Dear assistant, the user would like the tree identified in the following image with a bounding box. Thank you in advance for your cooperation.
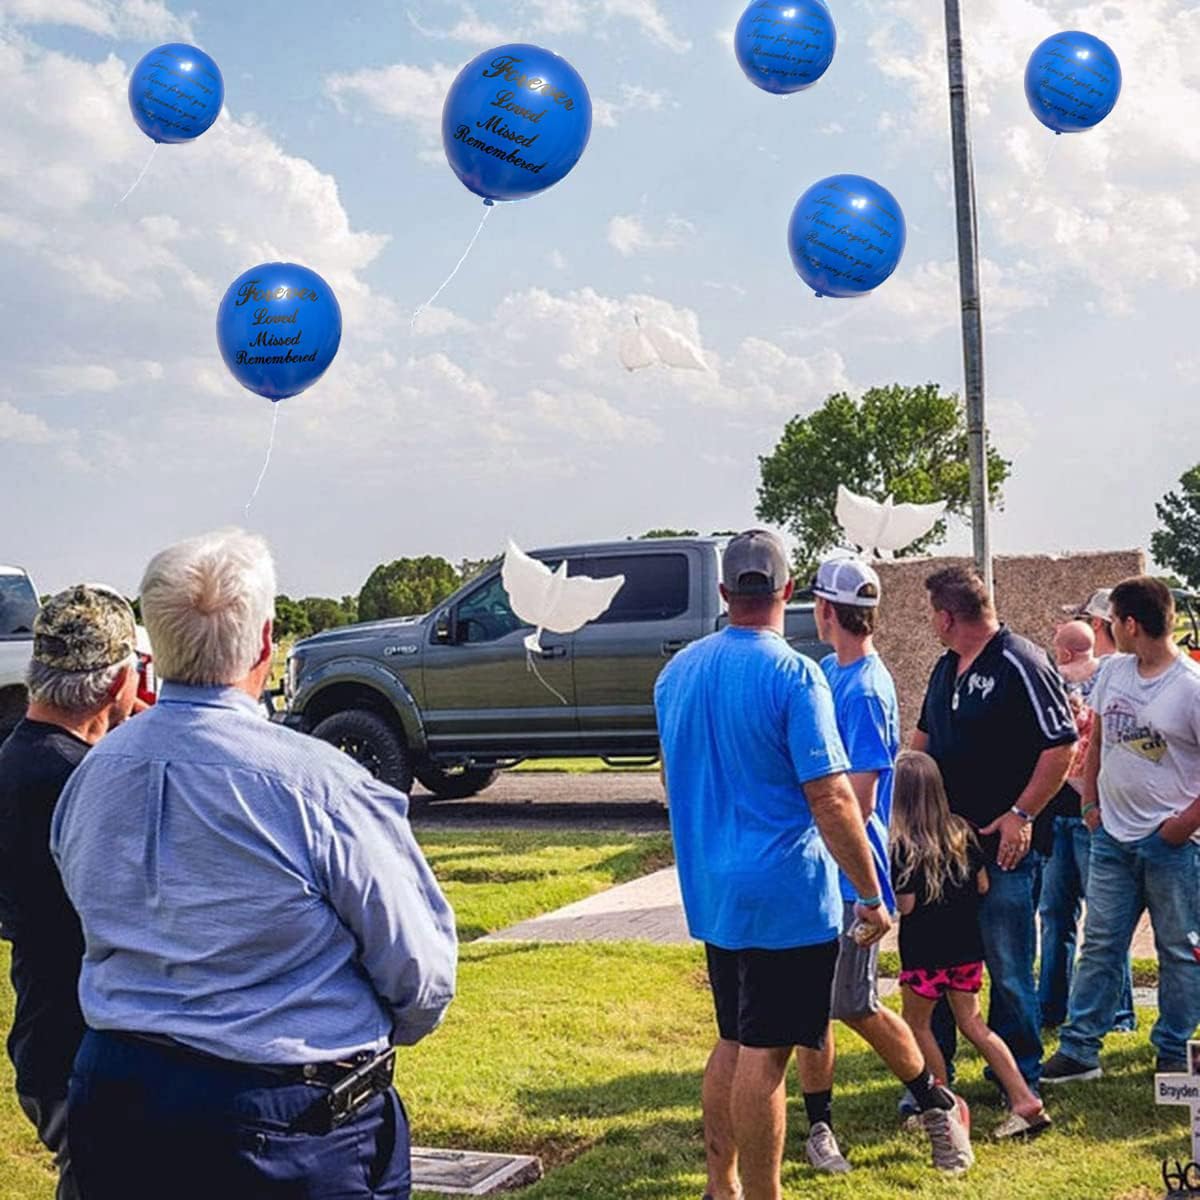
[273,595,311,641]
[639,528,699,539]
[1151,466,1200,589]
[756,383,1011,574]
[459,556,499,584]
[339,595,358,624]
[301,597,351,635]
[358,557,460,622]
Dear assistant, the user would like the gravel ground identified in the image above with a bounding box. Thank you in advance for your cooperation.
[410,771,669,832]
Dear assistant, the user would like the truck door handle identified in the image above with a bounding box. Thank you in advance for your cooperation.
[540,645,567,659]
[662,639,690,657]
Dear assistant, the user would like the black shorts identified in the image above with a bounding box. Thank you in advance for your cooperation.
[705,939,839,1050]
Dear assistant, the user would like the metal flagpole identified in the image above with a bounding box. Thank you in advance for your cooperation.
[944,0,993,597]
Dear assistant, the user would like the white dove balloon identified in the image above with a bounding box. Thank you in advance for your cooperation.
[619,326,658,372]
[836,485,948,558]
[619,315,708,373]
[501,540,625,655]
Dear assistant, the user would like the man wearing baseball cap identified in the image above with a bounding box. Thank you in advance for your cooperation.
[795,558,967,1169]
[0,585,141,1200]
[655,532,971,1199]
[1064,590,1117,658]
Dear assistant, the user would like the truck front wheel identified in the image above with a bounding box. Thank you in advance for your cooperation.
[311,710,415,796]
[414,761,500,801]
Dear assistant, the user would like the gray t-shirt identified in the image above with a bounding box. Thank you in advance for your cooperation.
[1090,653,1200,843]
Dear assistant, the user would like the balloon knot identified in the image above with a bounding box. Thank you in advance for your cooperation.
[483,198,495,207]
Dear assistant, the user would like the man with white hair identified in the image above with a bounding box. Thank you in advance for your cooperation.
[0,585,141,1200]
[51,530,457,1200]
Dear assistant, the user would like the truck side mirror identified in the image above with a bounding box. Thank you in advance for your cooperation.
[434,610,454,644]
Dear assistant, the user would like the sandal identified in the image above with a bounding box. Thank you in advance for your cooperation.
[993,1108,1051,1140]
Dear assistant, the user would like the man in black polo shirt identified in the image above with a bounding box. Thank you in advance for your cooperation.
[914,567,1076,1092]
[0,586,141,1200]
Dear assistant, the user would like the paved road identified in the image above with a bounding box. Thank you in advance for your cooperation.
[411,771,668,831]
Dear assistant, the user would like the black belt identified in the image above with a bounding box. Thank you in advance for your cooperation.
[117,1031,381,1087]
[116,1031,396,1136]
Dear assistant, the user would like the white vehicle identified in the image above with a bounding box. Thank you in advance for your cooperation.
[0,566,38,742]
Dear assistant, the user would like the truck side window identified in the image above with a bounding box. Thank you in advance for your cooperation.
[585,554,689,624]
[0,575,38,638]
[454,573,524,644]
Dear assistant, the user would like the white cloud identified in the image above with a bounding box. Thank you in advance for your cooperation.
[528,387,662,443]
[874,257,1046,338]
[324,62,459,143]
[594,82,672,128]
[0,0,193,38]
[607,213,696,257]
[0,400,56,444]
[410,305,474,337]
[36,365,121,393]
[406,0,691,53]
[490,286,851,420]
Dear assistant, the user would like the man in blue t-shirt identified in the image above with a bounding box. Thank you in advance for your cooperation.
[655,533,973,1199]
[794,558,949,1174]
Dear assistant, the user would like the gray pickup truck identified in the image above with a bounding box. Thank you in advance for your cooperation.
[281,537,828,803]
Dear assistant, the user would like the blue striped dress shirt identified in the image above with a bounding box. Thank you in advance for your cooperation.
[50,683,457,1064]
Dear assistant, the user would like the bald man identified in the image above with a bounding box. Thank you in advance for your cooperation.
[1054,622,1097,688]
[1037,621,1135,1031]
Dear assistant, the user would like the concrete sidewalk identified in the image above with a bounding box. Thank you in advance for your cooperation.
[483,868,690,945]
[486,866,1160,962]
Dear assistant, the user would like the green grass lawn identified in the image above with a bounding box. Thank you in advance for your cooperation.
[0,830,1185,1200]
[512,757,658,773]
[402,942,1180,1200]
[415,829,673,942]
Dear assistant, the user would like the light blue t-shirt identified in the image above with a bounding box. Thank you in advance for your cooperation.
[654,627,850,951]
[821,653,900,911]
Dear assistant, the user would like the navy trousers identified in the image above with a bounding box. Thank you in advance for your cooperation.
[68,1030,411,1200]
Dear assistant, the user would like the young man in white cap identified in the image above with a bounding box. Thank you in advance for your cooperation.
[796,559,976,1169]
[1066,590,1117,659]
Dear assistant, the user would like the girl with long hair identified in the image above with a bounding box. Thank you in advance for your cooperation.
[892,750,1050,1139]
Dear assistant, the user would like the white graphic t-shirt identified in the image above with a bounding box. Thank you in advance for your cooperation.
[1090,653,1200,843]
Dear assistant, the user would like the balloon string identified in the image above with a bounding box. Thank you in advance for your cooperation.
[411,202,494,333]
[115,144,158,208]
[244,405,280,519]
[525,646,569,707]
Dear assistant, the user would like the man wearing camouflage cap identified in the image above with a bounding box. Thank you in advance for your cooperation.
[0,585,141,1200]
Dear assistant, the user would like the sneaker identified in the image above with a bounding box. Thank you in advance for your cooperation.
[1156,1057,1189,1075]
[1041,1051,1102,1084]
[921,1094,974,1175]
[806,1122,851,1174]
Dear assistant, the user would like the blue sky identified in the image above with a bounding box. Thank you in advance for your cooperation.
[0,0,1195,597]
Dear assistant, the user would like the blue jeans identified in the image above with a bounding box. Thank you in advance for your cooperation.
[1059,827,1200,1068]
[1037,815,1136,1030]
[68,1030,411,1199]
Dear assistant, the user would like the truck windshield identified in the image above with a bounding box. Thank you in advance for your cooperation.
[0,573,38,637]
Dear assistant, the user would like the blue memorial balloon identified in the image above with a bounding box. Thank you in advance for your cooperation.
[216,264,342,402]
[128,43,224,144]
[442,44,592,203]
[788,175,906,299]
[735,0,836,95]
[1025,31,1121,134]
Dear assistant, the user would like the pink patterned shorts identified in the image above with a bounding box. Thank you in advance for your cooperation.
[900,961,984,1000]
